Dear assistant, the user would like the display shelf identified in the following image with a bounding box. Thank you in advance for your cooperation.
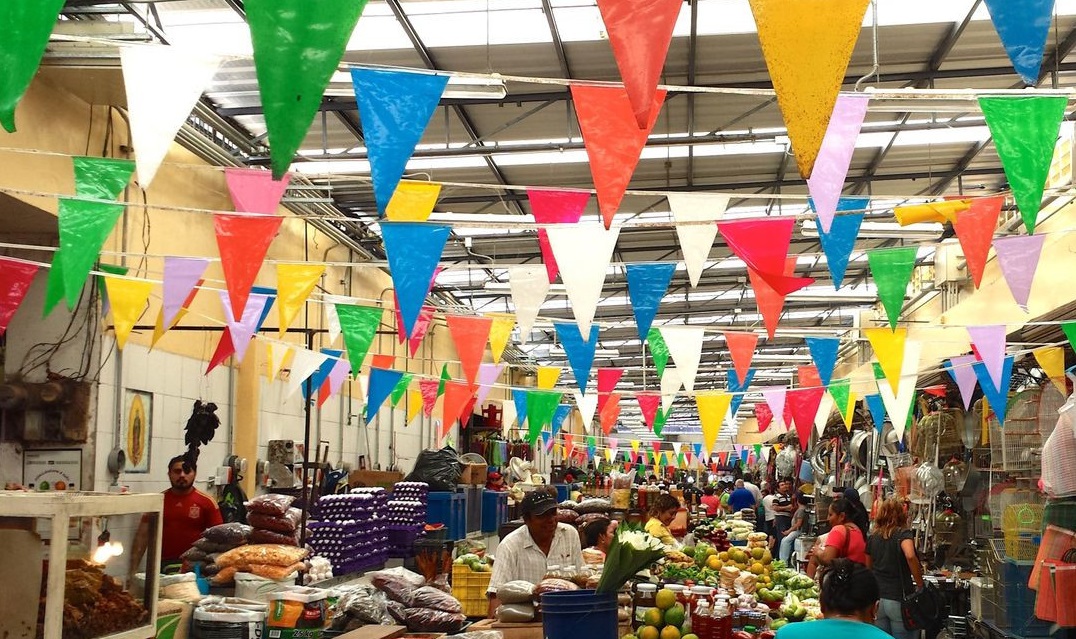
[0,491,164,639]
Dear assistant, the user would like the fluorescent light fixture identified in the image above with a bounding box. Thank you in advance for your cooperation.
[801,220,942,241]
[550,345,620,357]
[485,281,568,294]
[327,71,506,100]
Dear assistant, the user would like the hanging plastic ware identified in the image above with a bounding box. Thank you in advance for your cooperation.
[942,458,969,493]
[910,462,944,504]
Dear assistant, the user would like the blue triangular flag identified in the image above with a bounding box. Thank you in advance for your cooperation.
[305,349,342,401]
[740,449,749,464]
[252,285,277,331]
[865,393,887,432]
[552,404,572,437]
[625,262,676,341]
[512,388,529,429]
[728,367,756,417]
[814,198,867,289]
[554,321,600,394]
[805,336,840,387]
[381,223,451,338]
[542,431,552,449]
[973,354,1015,426]
[692,442,702,459]
[366,367,405,422]
[351,68,449,214]
[984,0,1055,85]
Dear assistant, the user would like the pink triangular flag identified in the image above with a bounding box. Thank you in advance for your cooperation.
[944,355,980,411]
[225,168,291,214]
[762,387,787,431]
[723,331,759,383]
[219,291,269,363]
[528,188,589,283]
[807,94,870,233]
[320,358,352,407]
[597,368,623,411]
[637,393,661,431]
[967,324,1007,391]
[755,402,774,434]
[993,234,1045,311]
[162,257,209,328]
[419,379,440,417]
[475,362,505,407]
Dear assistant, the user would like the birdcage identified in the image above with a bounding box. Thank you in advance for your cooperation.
[1002,502,1044,561]
[986,388,1052,473]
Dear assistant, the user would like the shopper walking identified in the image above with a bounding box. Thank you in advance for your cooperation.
[866,499,924,639]
[776,559,892,639]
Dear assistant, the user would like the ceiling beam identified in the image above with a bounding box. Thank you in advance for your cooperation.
[540,0,572,79]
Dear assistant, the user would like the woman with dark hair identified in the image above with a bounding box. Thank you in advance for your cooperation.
[581,517,617,556]
[777,559,892,639]
[867,499,923,639]
[815,496,868,566]
[842,487,871,534]
[644,493,682,548]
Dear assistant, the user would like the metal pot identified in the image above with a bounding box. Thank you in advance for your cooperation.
[849,430,874,471]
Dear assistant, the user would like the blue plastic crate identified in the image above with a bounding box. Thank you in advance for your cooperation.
[552,484,569,502]
[428,491,467,541]
[998,559,1052,637]
[482,491,508,533]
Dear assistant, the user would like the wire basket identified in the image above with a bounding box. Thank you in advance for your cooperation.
[1002,502,1044,561]
[986,389,1049,472]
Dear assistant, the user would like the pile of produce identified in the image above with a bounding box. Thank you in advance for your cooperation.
[624,587,695,639]
[690,521,731,551]
[453,553,491,573]
[657,541,776,590]
[772,593,821,627]
[38,559,148,639]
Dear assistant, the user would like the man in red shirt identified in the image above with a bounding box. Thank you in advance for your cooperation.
[131,454,223,572]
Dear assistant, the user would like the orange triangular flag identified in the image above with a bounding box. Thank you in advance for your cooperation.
[724,331,759,383]
[571,84,666,229]
[748,0,871,177]
[595,0,682,128]
[441,381,476,441]
[749,256,797,339]
[446,315,493,386]
[600,393,622,435]
[953,197,1003,289]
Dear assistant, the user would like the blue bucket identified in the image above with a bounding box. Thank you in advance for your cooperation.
[541,590,619,639]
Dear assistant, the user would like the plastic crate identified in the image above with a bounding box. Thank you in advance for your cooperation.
[452,564,492,617]
[482,491,508,533]
[995,559,1053,637]
[552,484,570,502]
[428,491,467,541]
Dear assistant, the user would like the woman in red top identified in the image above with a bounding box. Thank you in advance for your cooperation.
[817,496,868,566]
[700,485,721,516]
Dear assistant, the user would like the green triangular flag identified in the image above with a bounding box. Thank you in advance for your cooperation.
[872,362,886,379]
[753,443,762,459]
[390,372,413,407]
[0,0,66,133]
[677,453,685,467]
[828,378,852,413]
[979,96,1067,234]
[1062,321,1076,352]
[647,327,670,377]
[653,407,668,437]
[73,157,135,200]
[437,364,451,397]
[42,260,66,317]
[246,0,371,178]
[335,304,383,370]
[527,390,562,445]
[58,198,126,308]
[868,246,918,329]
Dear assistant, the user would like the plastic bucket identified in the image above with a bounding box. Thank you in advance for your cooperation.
[541,589,618,639]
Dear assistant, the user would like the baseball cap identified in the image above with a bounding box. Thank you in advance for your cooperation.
[520,490,558,517]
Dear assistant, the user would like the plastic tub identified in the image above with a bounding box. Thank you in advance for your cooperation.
[234,572,298,602]
[542,589,618,639]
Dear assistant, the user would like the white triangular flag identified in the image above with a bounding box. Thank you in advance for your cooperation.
[509,266,550,344]
[814,391,835,437]
[660,326,706,393]
[267,342,291,380]
[323,294,350,346]
[501,401,517,437]
[879,340,922,441]
[671,442,683,457]
[287,348,330,398]
[668,193,728,287]
[574,390,599,435]
[120,45,221,188]
[546,224,620,336]
[661,366,683,415]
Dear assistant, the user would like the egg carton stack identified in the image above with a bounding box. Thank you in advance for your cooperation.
[387,481,430,558]
[307,487,389,574]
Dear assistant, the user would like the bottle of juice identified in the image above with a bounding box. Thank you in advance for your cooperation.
[692,600,712,639]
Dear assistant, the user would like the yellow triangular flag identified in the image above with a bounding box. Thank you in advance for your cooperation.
[605,448,614,463]
[277,263,325,336]
[841,390,857,430]
[267,342,291,380]
[150,308,168,349]
[406,390,424,424]
[1033,346,1067,394]
[104,276,153,350]
[488,313,515,364]
[630,440,641,455]
[538,366,561,389]
[386,181,442,221]
[748,0,871,177]
[865,327,907,394]
[696,391,732,452]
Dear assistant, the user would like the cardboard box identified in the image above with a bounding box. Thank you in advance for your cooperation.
[348,469,404,491]
[462,463,487,486]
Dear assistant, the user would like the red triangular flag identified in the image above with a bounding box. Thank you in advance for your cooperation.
[441,381,475,441]
[0,258,39,335]
[719,218,814,295]
[651,441,663,457]
[205,329,236,374]
[564,433,575,459]
[600,393,622,435]
[447,315,493,386]
[597,368,624,412]
[571,85,666,229]
[798,365,822,388]
[786,386,825,451]
[750,256,798,338]
[528,188,589,283]
[419,379,439,417]
[723,331,759,383]
[755,402,774,433]
[371,354,395,369]
[595,0,682,128]
[637,393,661,431]
[953,196,1003,289]
[214,213,283,318]
[395,301,435,357]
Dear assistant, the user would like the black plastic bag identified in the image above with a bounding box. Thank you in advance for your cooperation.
[404,447,463,492]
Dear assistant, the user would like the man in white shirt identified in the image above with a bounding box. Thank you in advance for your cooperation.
[487,489,583,615]
[762,490,777,538]
[743,478,762,504]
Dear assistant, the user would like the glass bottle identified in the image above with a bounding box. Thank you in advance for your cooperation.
[633,583,657,631]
